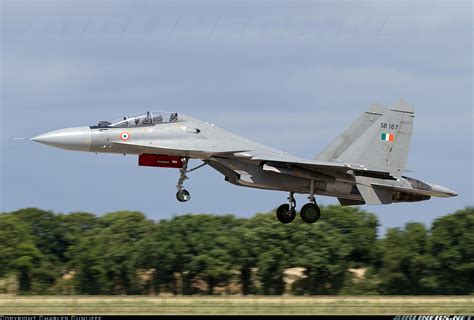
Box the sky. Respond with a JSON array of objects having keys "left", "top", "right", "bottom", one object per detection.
[{"left": 1, "top": 0, "right": 472, "bottom": 235}]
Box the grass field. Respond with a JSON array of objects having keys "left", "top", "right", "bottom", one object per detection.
[{"left": 0, "top": 296, "right": 473, "bottom": 315}]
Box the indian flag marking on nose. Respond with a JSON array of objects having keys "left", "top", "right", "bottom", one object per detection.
[
  {"left": 120, "top": 132, "right": 130, "bottom": 141},
  {"left": 381, "top": 133, "right": 394, "bottom": 142}
]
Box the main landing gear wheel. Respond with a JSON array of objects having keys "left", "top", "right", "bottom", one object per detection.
[
  {"left": 176, "top": 189, "right": 191, "bottom": 202},
  {"left": 276, "top": 204, "right": 296, "bottom": 224},
  {"left": 300, "top": 203, "right": 321, "bottom": 224},
  {"left": 276, "top": 192, "right": 297, "bottom": 224}
]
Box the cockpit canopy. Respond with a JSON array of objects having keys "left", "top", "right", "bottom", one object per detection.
[{"left": 96, "top": 111, "right": 180, "bottom": 128}]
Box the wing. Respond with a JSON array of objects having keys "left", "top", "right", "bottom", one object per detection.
[{"left": 238, "top": 153, "right": 396, "bottom": 183}]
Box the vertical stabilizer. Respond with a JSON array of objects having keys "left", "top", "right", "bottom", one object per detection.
[{"left": 335, "top": 100, "right": 415, "bottom": 175}]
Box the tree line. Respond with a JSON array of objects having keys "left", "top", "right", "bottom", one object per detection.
[{"left": 0, "top": 206, "right": 472, "bottom": 295}]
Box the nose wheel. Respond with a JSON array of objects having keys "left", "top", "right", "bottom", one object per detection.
[{"left": 176, "top": 189, "right": 191, "bottom": 202}]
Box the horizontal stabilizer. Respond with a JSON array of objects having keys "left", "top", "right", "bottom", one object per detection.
[{"left": 371, "top": 182, "right": 456, "bottom": 198}]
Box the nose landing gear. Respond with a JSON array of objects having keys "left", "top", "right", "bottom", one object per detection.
[
  {"left": 175, "top": 158, "right": 207, "bottom": 203},
  {"left": 176, "top": 158, "right": 191, "bottom": 202}
]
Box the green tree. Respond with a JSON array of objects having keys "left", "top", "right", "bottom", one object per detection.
[
  {"left": 60, "top": 212, "right": 99, "bottom": 249},
  {"left": 13, "top": 244, "right": 42, "bottom": 293},
  {"left": 427, "top": 207, "right": 474, "bottom": 294},
  {"left": 66, "top": 234, "right": 107, "bottom": 294},
  {"left": 10, "top": 208, "right": 67, "bottom": 263},
  {"left": 249, "top": 212, "right": 294, "bottom": 295},
  {"left": 378, "top": 222, "right": 431, "bottom": 294},
  {"left": 339, "top": 267, "right": 380, "bottom": 295},
  {"left": 321, "top": 205, "right": 379, "bottom": 266},
  {"left": 134, "top": 219, "right": 184, "bottom": 294},
  {"left": 228, "top": 218, "right": 259, "bottom": 295},
  {"left": 291, "top": 220, "right": 351, "bottom": 295},
  {"left": 189, "top": 248, "right": 233, "bottom": 294},
  {"left": 147, "top": 214, "right": 240, "bottom": 295},
  {"left": 68, "top": 211, "right": 154, "bottom": 294},
  {"left": 0, "top": 211, "right": 57, "bottom": 293},
  {"left": 0, "top": 213, "right": 33, "bottom": 277}
]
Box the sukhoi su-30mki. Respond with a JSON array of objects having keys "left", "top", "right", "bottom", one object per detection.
[{"left": 30, "top": 101, "right": 457, "bottom": 224}]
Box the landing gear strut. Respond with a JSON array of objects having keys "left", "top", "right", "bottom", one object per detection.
[
  {"left": 175, "top": 158, "right": 207, "bottom": 202},
  {"left": 276, "top": 192, "right": 296, "bottom": 224},
  {"left": 176, "top": 158, "right": 191, "bottom": 202},
  {"left": 300, "top": 180, "right": 321, "bottom": 224}
]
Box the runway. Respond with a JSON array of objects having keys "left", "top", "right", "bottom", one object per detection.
[{"left": 1, "top": 295, "right": 472, "bottom": 315}]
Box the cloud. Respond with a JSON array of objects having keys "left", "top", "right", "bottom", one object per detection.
[{"left": 4, "top": 59, "right": 90, "bottom": 96}]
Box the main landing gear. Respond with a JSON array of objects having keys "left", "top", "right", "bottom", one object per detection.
[
  {"left": 276, "top": 181, "right": 321, "bottom": 224},
  {"left": 276, "top": 192, "right": 297, "bottom": 224},
  {"left": 276, "top": 196, "right": 321, "bottom": 224},
  {"left": 176, "top": 158, "right": 206, "bottom": 202}
]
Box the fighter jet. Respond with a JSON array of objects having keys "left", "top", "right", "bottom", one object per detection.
[{"left": 30, "top": 101, "right": 457, "bottom": 224}]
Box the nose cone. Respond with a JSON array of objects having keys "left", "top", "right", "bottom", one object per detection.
[
  {"left": 32, "top": 127, "right": 92, "bottom": 152},
  {"left": 445, "top": 189, "right": 458, "bottom": 197},
  {"left": 430, "top": 184, "right": 459, "bottom": 197}
]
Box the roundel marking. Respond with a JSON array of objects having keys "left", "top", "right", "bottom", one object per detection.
[{"left": 120, "top": 132, "right": 130, "bottom": 141}]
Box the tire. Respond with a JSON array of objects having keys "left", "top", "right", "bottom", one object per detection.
[
  {"left": 300, "top": 203, "right": 321, "bottom": 224},
  {"left": 176, "top": 189, "right": 191, "bottom": 202},
  {"left": 276, "top": 204, "right": 296, "bottom": 224}
]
